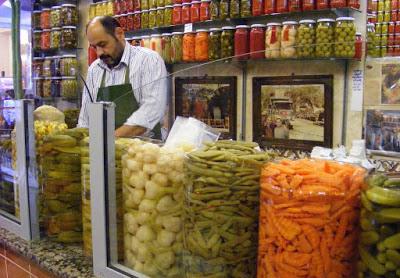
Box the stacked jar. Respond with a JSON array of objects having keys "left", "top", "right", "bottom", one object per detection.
[
  {"left": 195, "top": 29, "right": 209, "bottom": 61},
  {"left": 171, "top": 32, "right": 183, "bottom": 62},
  {"left": 221, "top": 26, "right": 235, "bottom": 58},
  {"left": 183, "top": 31, "right": 196, "bottom": 62},
  {"left": 367, "top": 23, "right": 380, "bottom": 57},
  {"left": 281, "top": 21, "right": 297, "bottom": 58},
  {"left": 150, "top": 34, "right": 163, "bottom": 55},
  {"left": 265, "top": 22, "right": 282, "bottom": 59},
  {"left": 297, "top": 19, "right": 316, "bottom": 58},
  {"left": 234, "top": 25, "right": 250, "bottom": 60},
  {"left": 209, "top": 28, "right": 222, "bottom": 60},
  {"left": 335, "top": 17, "right": 356, "bottom": 58},
  {"left": 250, "top": 24, "right": 265, "bottom": 59},
  {"left": 316, "top": 18, "right": 335, "bottom": 58},
  {"left": 161, "top": 33, "right": 172, "bottom": 63}
]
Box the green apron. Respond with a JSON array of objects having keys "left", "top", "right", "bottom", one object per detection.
[{"left": 96, "top": 66, "right": 161, "bottom": 139}]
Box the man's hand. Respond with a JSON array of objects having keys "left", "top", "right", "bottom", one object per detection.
[{"left": 115, "top": 125, "right": 146, "bottom": 137}]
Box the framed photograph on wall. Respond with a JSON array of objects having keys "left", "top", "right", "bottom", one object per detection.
[
  {"left": 253, "top": 75, "right": 333, "bottom": 151},
  {"left": 381, "top": 64, "right": 400, "bottom": 104},
  {"left": 174, "top": 76, "right": 237, "bottom": 139}
]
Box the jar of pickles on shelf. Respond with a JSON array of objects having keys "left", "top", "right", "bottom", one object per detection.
[
  {"left": 171, "top": 32, "right": 183, "bottom": 62},
  {"left": 41, "top": 29, "right": 51, "bottom": 50},
  {"left": 276, "top": 0, "right": 288, "bottom": 13},
  {"left": 34, "top": 77, "right": 44, "bottom": 97},
  {"left": 150, "top": 34, "right": 162, "bottom": 55},
  {"left": 141, "top": 10, "right": 149, "bottom": 28},
  {"left": 141, "top": 0, "right": 149, "bottom": 10},
  {"left": 330, "top": 0, "right": 346, "bottom": 8},
  {"left": 61, "top": 4, "right": 78, "bottom": 26},
  {"left": 182, "top": 3, "right": 191, "bottom": 24},
  {"left": 50, "top": 6, "right": 61, "bottom": 28},
  {"left": 264, "top": 0, "right": 276, "bottom": 14},
  {"left": 288, "top": 0, "right": 301, "bottom": 11},
  {"left": 156, "top": 7, "right": 165, "bottom": 27},
  {"left": 106, "top": 0, "right": 114, "bottom": 15},
  {"left": 230, "top": 0, "right": 240, "bottom": 18},
  {"left": 61, "top": 26, "right": 77, "bottom": 49},
  {"left": 43, "top": 57, "right": 52, "bottom": 77},
  {"left": 302, "top": 0, "right": 315, "bottom": 11},
  {"left": 221, "top": 26, "right": 235, "bottom": 58},
  {"left": 210, "top": 0, "right": 219, "bottom": 19},
  {"left": 149, "top": 8, "right": 157, "bottom": 28},
  {"left": 265, "top": 22, "right": 282, "bottom": 59},
  {"left": 219, "top": 0, "right": 229, "bottom": 19},
  {"left": 141, "top": 35, "right": 151, "bottom": 48},
  {"left": 33, "top": 31, "right": 42, "bottom": 51},
  {"left": 281, "top": 21, "right": 297, "bottom": 58},
  {"left": 316, "top": 0, "right": 329, "bottom": 9},
  {"left": 61, "top": 77, "right": 78, "bottom": 99},
  {"left": 367, "top": 23, "right": 379, "bottom": 57},
  {"left": 316, "top": 18, "right": 335, "bottom": 58},
  {"left": 133, "top": 11, "right": 141, "bottom": 29},
  {"left": 51, "top": 56, "right": 61, "bottom": 77},
  {"left": 60, "top": 55, "right": 78, "bottom": 76},
  {"left": 33, "top": 58, "right": 44, "bottom": 77},
  {"left": 149, "top": 0, "right": 157, "bottom": 8},
  {"left": 183, "top": 31, "right": 196, "bottom": 62},
  {"left": 200, "top": 0, "right": 211, "bottom": 20},
  {"left": 43, "top": 78, "right": 52, "bottom": 97},
  {"left": 50, "top": 27, "right": 61, "bottom": 50},
  {"left": 41, "top": 8, "right": 51, "bottom": 29},
  {"left": 164, "top": 5, "right": 173, "bottom": 25},
  {"left": 195, "top": 29, "right": 209, "bottom": 61},
  {"left": 161, "top": 33, "right": 172, "bottom": 63},
  {"left": 297, "top": 19, "right": 316, "bottom": 58},
  {"left": 126, "top": 13, "right": 134, "bottom": 31},
  {"left": 173, "top": 4, "right": 182, "bottom": 25},
  {"left": 335, "top": 17, "right": 356, "bottom": 58},
  {"left": 250, "top": 24, "right": 265, "bottom": 59},
  {"left": 33, "top": 10, "right": 41, "bottom": 30},
  {"left": 234, "top": 25, "right": 249, "bottom": 60},
  {"left": 209, "top": 28, "right": 221, "bottom": 60}
]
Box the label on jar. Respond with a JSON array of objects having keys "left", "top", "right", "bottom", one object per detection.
[{"left": 184, "top": 23, "right": 193, "bottom": 32}]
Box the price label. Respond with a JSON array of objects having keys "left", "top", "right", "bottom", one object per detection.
[{"left": 184, "top": 23, "right": 193, "bottom": 33}]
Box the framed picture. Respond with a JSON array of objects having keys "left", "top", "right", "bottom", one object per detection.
[
  {"left": 381, "top": 64, "right": 400, "bottom": 105},
  {"left": 253, "top": 75, "right": 333, "bottom": 151},
  {"left": 365, "top": 109, "right": 400, "bottom": 156},
  {"left": 174, "top": 76, "right": 237, "bottom": 139}
]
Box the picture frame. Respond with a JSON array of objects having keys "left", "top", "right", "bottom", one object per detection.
[
  {"left": 253, "top": 75, "right": 333, "bottom": 151},
  {"left": 174, "top": 76, "right": 237, "bottom": 139},
  {"left": 381, "top": 63, "right": 400, "bottom": 105}
]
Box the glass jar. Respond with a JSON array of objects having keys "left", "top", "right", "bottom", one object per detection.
[
  {"left": 43, "top": 78, "right": 52, "bottom": 97},
  {"left": 173, "top": 4, "right": 182, "bottom": 25},
  {"left": 125, "top": 0, "right": 134, "bottom": 12},
  {"left": 51, "top": 56, "right": 61, "bottom": 77},
  {"left": 221, "top": 26, "right": 235, "bottom": 58},
  {"left": 347, "top": 0, "right": 360, "bottom": 9},
  {"left": 392, "top": 0, "right": 399, "bottom": 10},
  {"left": 119, "top": 14, "right": 128, "bottom": 31},
  {"left": 240, "top": 0, "right": 251, "bottom": 17},
  {"left": 367, "top": 23, "right": 379, "bottom": 57},
  {"left": 90, "top": 3, "right": 98, "bottom": 18},
  {"left": 148, "top": 8, "right": 157, "bottom": 28},
  {"left": 264, "top": 0, "right": 276, "bottom": 14},
  {"left": 50, "top": 6, "right": 61, "bottom": 28},
  {"left": 375, "top": 23, "right": 382, "bottom": 34},
  {"left": 141, "top": 0, "right": 149, "bottom": 10},
  {"left": 171, "top": 32, "right": 183, "bottom": 62},
  {"left": 61, "top": 26, "right": 77, "bottom": 49},
  {"left": 43, "top": 57, "right": 52, "bottom": 77},
  {"left": 50, "top": 27, "right": 61, "bottom": 49},
  {"left": 384, "top": 11, "right": 391, "bottom": 22},
  {"left": 141, "top": 10, "right": 149, "bottom": 28},
  {"left": 289, "top": 0, "right": 301, "bottom": 11},
  {"left": 183, "top": 31, "right": 196, "bottom": 62},
  {"left": 381, "top": 33, "right": 388, "bottom": 46},
  {"left": 41, "top": 8, "right": 51, "bottom": 29},
  {"left": 161, "top": 33, "right": 172, "bottom": 63},
  {"left": 316, "top": 18, "right": 335, "bottom": 58},
  {"left": 95, "top": 1, "right": 103, "bottom": 16},
  {"left": 61, "top": 4, "right": 78, "bottom": 26},
  {"left": 131, "top": 37, "right": 141, "bottom": 46},
  {"left": 377, "top": 11, "right": 384, "bottom": 23},
  {"left": 60, "top": 55, "right": 78, "bottom": 76},
  {"left": 302, "top": 0, "right": 315, "bottom": 10},
  {"left": 209, "top": 28, "right": 221, "bottom": 60},
  {"left": 316, "top": 0, "right": 329, "bottom": 9},
  {"left": 164, "top": 5, "right": 173, "bottom": 25},
  {"left": 381, "top": 45, "right": 387, "bottom": 56},
  {"left": 195, "top": 29, "right": 209, "bottom": 61},
  {"left": 281, "top": 21, "right": 297, "bottom": 58},
  {"left": 250, "top": 24, "right": 265, "bottom": 59},
  {"left": 107, "top": 0, "right": 114, "bottom": 15},
  {"left": 51, "top": 77, "right": 61, "bottom": 97},
  {"left": 265, "top": 22, "right": 282, "bottom": 59},
  {"left": 234, "top": 25, "right": 250, "bottom": 60},
  {"left": 133, "top": 12, "right": 141, "bottom": 29},
  {"left": 34, "top": 78, "right": 44, "bottom": 97},
  {"left": 191, "top": 1, "right": 200, "bottom": 22},
  {"left": 150, "top": 34, "right": 162, "bottom": 55},
  {"left": 219, "top": 0, "right": 229, "bottom": 19},
  {"left": 61, "top": 77, "right": 78, "bottom": 99},
  {"left": 335, "top": 17, "right": 356, "bottom": 58},
  {"left": 33, "top": 58, "right": 44, "bottom": 77},
  {"left": 157, "top": 0, "right": 165, "bottom": 7},
  {"left": 149, "top": 0, "right": 157, "bottom": 8},
  {"left": 276, "top": 0, "right": 288, "bottom": 13},
  {"left": 41, "top": 29, "right": 51, "bottom": 50},
  {"left": 391, "top": 10, "right": 398, "bottom": 22},
  {"left": 141, "top": 35, "right": 151, "bottom": 48},
  {"left": 354, "top": 32, "right": 362, "bottom": 59},
  {"left": 210, "top": 0, "right": 219, "bottom": 19},
  {"left": 330, "top": 0, "right": 346, "bottom": 8},
  {"left": 230, "top": 0, "right": 240, "bottom": 18},
  {"left": 182, "top": 3, "right": 191, "bottom": 24},
  {"left": 156, "top": 7, "right": 165, "bottom": 27},
  {"left": 297, "top": 19, "right": 316, "bottom": 58},
  {"left": 252, "top": 0, "right": 263, "bottom": 16},
  {"left": 33, "top": 31, "right": 42, "bottom": 51},
  {"left": 200, "top": 0, "right": 211, "bottom": 20},
  {"left": 33, "top": 11, "right": 41, "bottom": 30},
  {"left": 388, "top": 22, "right": 395, "bottom": 34},
  {"left": 126, "top": 13, "right": 134, "bottom": 30},
  {"left": 382, "top": 23, "right": 388, "bottom": 35}
]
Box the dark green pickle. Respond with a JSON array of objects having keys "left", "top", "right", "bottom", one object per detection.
[
  {"left": 220, "top": 0, "right": 229, "bottom": 19},
  {"left": 221, "top": 26, "right": 234, "bottom": 58},
  {"left": 240, "top": 0, "right": 251, "bottom": 17},
  {"left": 229, "top": 0, "right": 239, "bottom": 18},
  {"left": 210, "top": 0, "right": 219, "bottom": 20},
  {"left": 208, "top": 28, "right": 221, "bottom": 60}
]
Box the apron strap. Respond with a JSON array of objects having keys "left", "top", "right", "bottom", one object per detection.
[{"left": 99, "top": 64, "right": 130, "bottom": 88}]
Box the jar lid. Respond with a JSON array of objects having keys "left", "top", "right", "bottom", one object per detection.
[
  {"left": 197, "top": 29, "right": 208, "bottom": 32},
  {"left": 51, "top": 77, "right": 62, "bottom": 79},
  {"left": 42, "top": 8, "right": 50, "bottom": 11},
  {"left": 267, "top": 22, "right": 282, "bottom": 27},
  {"left": 236, "top": 25, "right": 250, "bottom": 28},
  {"left": 63, "top": 26, "right": 77, "bottom": 29},
  {"left": 141, "top": 9, "right": 149, "bottom": 12},
  {"left": 299, "top": 19, "right": 316, "bottom": 24},
  {"left": 51, "top": 27, "right": 61, "bottom": 30},
  {"left": 182, "top": 3, "right": 191, "bottom": 5},
  {"left": 127, "top": 12, "right": 135, "bottom": 15},
  {"left": 33, "top": 77, "right": 44, "bottom": 80},
  {"left": 33, "top": 30, "right": 43, "bottom": 33},
  {"left": 162, "top": 33, "right": 172, "bottom": 36},
  {"left": 356, "top": 32, "right": 362, "bottom": 35},
  {"left": 44, "top": 56, "right": 54, "bottom": 59},
  {"left": 114, "top": 14, "right": 122, "bottom": 18},
  {"left": 33, "top": 10, "right": 41, "bottom": 13},
  {"left": 33, "top": 57, "right": 44, "bottom": 60},
  {"left": 191, "top": 1, "right": 201, "bottom": 3},
  {"left": 151, "top": 34, "right": 161, "bottom": 37},
  {"left": 62, "top": 76, "right": 76, "bottom": 79},
  {"left": 250, "top": 24, "right": 265, "bottom": 28},
  {"left": 133, "top": 11, "right": 142, "bottom": 14},
  {"left": 171, "top": 31, "right": 183, "bottom": 35},
  {"left": 62, "top": 54, "right": 77, "bottom": 58},
  {"left": 61, "top": 4, "right": 77, "bottom": 7},
  {"left": 222, "top": 26, "right": 235, "bottom": 30},
  {"left": 121, "top": 13, "right": 128, "bottom": 16},
  {"left": 184, "top": 30, "right": 196, "bottom": 33},
  {"left": 157, "top": 7, "right": 165, "bottom": 9},
  {"left": 317, "top": 18, "right": 335, "bottom": 23},
  {"left": 201, "top": 0, "right": 211, "bottom": 2},
  {"left": 336, "top": 17, "right": 355, "bottom": 21},
  {"left": 52, "top": 6, "right": 62, "bottom": 9},
  {"left": 209, "top": 28, "right": 221, "bottom": 31},
  {"left": 282, "top": 21, "right": 298, "bottom": 25},
  {"left": 149, "top": 8, "right": 157, "bottom": 11},
  {"left": 141, "top": 35, "right": 150, "bottom": 38},
  {"left": 165, "top": 5, "right": 173, "bottom": 8},
  {"left": 43, "top": 29, "right": 51, "bottom": 31},
  {"left": 172, "top": 4, "right": 182, "bottom": 6}
]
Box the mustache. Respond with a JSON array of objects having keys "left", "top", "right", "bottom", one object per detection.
[{"left": 100, "top": 54, "right": 112, "bottom": 60}]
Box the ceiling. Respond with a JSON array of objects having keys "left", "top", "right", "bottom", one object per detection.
[{"left": 0, "top": 0, "right": 31, "bottom": 29}]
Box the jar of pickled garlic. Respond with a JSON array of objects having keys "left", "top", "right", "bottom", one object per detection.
[
  {"left": 288, "top": 0, "right": 301, "bottom": 11},
  {"left": 264, "top": 0, "right": 276, "bottom": 14},
  {"left": 195, "top": 29, "right": 209, "bottom": 61},
  {"left": 161, "top": 33, "right": 172, "bottom": 63},
  {"left": 234, "top": 25, "right": 250, "bottom": 60},
  {"left": 141, "top": 35, "right": 151, "bottom": 48},
  {"left": 221, "top": 26, "right": 235, "bottom": 58},
  {"left": 191, "top": 1, "right": 201, "bottom": 22},
  {"left": 173, "top": 4, "right": 182, "bottom": 25},
  {"left": 182, "top": 3, "right": 191, "bottom": 24},
  {"left": 297, "top": 19, "right": 316, "bottom": 58},
  {"left": 200, "top": 0, "right": 211, "bottom": 21},
  {"left": 335, "top": 17, "right": 356, "bottom": 58},
  {"left": 276, "top": 0, "right": 288, "bottom": 13},
  {"left": 250, "top": 24, "right": 265, "bottom": 59},
  {"left": 302, "top": 0, "right": 315, "bottom": 11},
  {"left": 171, "top": 32, "right": 183, "bottom": 62},
  {"left": 265, "top": 22, "right": 282, "bottom": 59},
  {"left": 316, "top": 18, "right": 335, "bottom": 58},
  {"left": 156, "top": 7, "right": 165, "bottom": 27},
  {"left": 141, "top": 10, "right": 149, "bottom": 28},
  {"left": 281, "top": 21, "right": 297, "bottom": 58},
  {"left": 209, "top": 28, "right": 221, "bottom": 60},
  {"left": 150, "top": 34, "right": 162, "bottom": 55},
  {"left": 164, "top": 5, "right": 173, "bottom": 25},
  {"left": 183, "top": 31, "right": 196, "bottom": 62}
]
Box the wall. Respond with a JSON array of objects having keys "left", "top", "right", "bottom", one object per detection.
[{"left": 0, "top": 30, "right": 12, "bottom": 77}]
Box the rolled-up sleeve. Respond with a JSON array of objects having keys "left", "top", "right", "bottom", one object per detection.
[
  {"left": 125, "top": 52, "right": 167, "bottom": 130},
  {"left": 77, "top": 65, "right": 95, "bottom": 128}
]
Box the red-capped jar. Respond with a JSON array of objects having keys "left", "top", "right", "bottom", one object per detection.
[
  {"left": 396, "top": 22, "right": 400, "bottom": 33},
  {"left": 288, "top": 0, "right": 301, "bottom": 11},
  {"left": 264, "top": 0, "right": 276, "bottom": 14},
  {"left": 253, "top": 0, "right": 264, "bottom": 15},
  {"left": 389, "top": 22, "right": 396, "bottom": 34},
  {"left": 330, "top": 0, "right": 346, "bottom": 8},
  {"left": 200, "top": 0, "right": 211, "bottom": 21},
  {"left": 126, "top": 13, "right": 134, "bottom": 30},
  {"left": 134, "top": 11, "right": 141, "bottom": 29},
  {"left": 191, "top": 1, "right": 201, "bottom": 22},
  {"left": 392, "top": 11, "right": 398, "bottom": 22},
  {"left": 250, "top": 24, "right": 265, "bottom": 59},
  {"left": 316, "top": 0, "right": 329, "bottom": 9},
  {"left": 120, "top": 14, "right": 128, "bottom": 31},
  {"left": 354, "top": 32, "right": 362, "bottom": 59},
  {"left": 388, "top": 46, "right": 395, "bottom": 56},
  {"left": 392, "top": 0, "right": 399, "bottom": 10},
  {"left": 276, "top": 0, "right": 288, "bottom": 12},
  {"left": 347, "top": 0, "right": 360, "bottom": 9},
  {"left": 182, "top": 3, "right": 191, "bottom": 23},
  {"left": 302, "top": 0, "right": 315, "bottom": 11},
  {"left": 41, "top": 29, "right": 51, "bottom": 50},
  {"left": 126, "top": 0, "right": 134, "bottom": 12},
  {"left": 389, "top": 33, "right": 396, "bottom": 46},
  {"left": 234, "top": 25, "right": 250, "bottom": 59},
  {"left": 173, "top": 4, "right": 182, "bottom": 24},
  {"left": 395, "top": 45, "right": 400, "bottom": 56}
]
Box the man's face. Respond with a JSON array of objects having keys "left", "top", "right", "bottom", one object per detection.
[
  {"left": 87, "top": 21, "right": 125, "bottom": 68},
  {"left": 276, "top": 119, "right": 282, "bottom": 127}
]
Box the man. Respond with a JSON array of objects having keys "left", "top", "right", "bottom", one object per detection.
[
  {"left": 274, "top": 118, "right": 289, "bottom": 139},
  {"left": 78, "top": 16, "right": 167, "bottom": 138}
]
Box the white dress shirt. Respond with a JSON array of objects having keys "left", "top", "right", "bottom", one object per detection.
[{"left": 78, "top": 43, "right": 168, "bottom": 130}]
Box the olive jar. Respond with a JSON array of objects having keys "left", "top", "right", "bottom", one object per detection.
[
  {"left": 209, "top": 28, "right": 221, "bottom": 60},
  {"left": 50, "top": 6, "right": 61, "bottom": 28},
  {"left": 316, "top": 18, "right": 335, "bottom": 58},
  {"left": 61, "top": 77, "right": 78, "bottom": 99},
  {"left": 61, "top": 26, "right": 78, "bottom": 49},
  {"left": 60, "top": 55, "right": 78, "bottom": 76},
  {"left": 221, "top": 26, "right": 235, "bottom": 58},
  {"left": 297, "top": 19, "right": 316, "bottom": 58},
  {"left": 334, "top": 17, "right": 356, "bottom": 58},
  {"left": 61, "top": 4, "right": 78, "bottom": 26}
]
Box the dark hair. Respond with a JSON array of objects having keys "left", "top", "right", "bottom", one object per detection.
[{"left": 86, "top": 16, "right": 121, "bottom": 38}]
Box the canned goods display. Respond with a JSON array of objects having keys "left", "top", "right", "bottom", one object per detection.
[
  {"left": 382, "top": 22, "right": 389, "bottom": 34},
  {"left": 389, "top": 21, "right": 396, "bottom": 33}
]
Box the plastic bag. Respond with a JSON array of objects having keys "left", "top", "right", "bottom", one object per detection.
[{"left": 33, "top": 105, "right": 65, "bottom": 123}]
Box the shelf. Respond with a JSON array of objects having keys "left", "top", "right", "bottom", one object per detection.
[
  {"left": 125, "top": 7, "right": 361, "bottom": 37},
  {"left": 41, "top": 97, "right": 79, "bottom": 102}
]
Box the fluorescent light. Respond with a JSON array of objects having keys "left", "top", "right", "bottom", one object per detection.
[{"left": 2, "top": 0, "right": 11, "bottom": 8}]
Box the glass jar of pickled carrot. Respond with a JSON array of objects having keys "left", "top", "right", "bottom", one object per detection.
[
  {"left": 252, "top": 0, "right": 264, "bottom": 16},
  {"left": 347, "top": 0, "right": 360, "bottom": 9},
  {"left": 316, "top": 0, "right": 329, "bottom": 9},
  {"left": 195, "top": 29, "right": 209, "bottom": 61},
  {"left": 288, "top": 0, "right": 301, "bottom": 11},
  {"left": 264, "top": 0, "right": 276, "bottom": 14},
  {"left": 183, "top": 31, "right": 196, "bottom": 62},
  {"left": 182, "top": 3, "right": 191, "bottom": 24},
  {"left": 191, "top": 1, "right": 201, "bottom": 22},
  {"left": 200, "top": 0, "right": 211, "bottom": 21},
  {"left": 172, "top": 4, "right": 182, "bottom": 25},
  {"left": 41, "top": 29, "right": 51, "bottom": 50},
  {"left": 276, "top": 0, "right": 288, "bottom": 13},
  {"left": 302, "top": 0, "right": 315, "bottom": 11},
  {"left": 41, "top": 8, "right": 51, "bottom": 29}
]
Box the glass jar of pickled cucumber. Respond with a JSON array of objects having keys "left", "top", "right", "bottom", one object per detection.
[
  {"left": 367, "top": 23, "right": 379, "bottom": 57},
  {"left": 34, "top": 77, "right": 44, "bottom": 97},
  {"left": 281, "top": 21, "right": 297, "bottom": 58},
  {"left": 60, "top": 55, "right": 78, "bottom": 76},
  {"left": 164, "top": 5, "right": 173, "bottom": 25},
  {"left": 157, "top": 0, "right": 164, "bottom": 7},
  {"left": 297, "top": 19, "right": 316, "bottom": 58},
  {"left": 220, "top": 0, "right": 229, "bottom": 19},
  {"left": 33, "top": 58, "right": 44, "bottom": 77},
  {"left": 171, "top": 32, "right": 183, "bottom": 62},
  {"left": 33, "top": 30, "right": 42, "bottom": 51},
  {"left": 209, "top": 28, "right": 221, "bottom": 60},
  {"left": 156, "top": 7, "right": 165, "bottom": 27},
  {"left": 43, "top": 78, "right": 52, "bottom": 97},
  {"left": 61, "top": 26, "right": 77, "bottom": 49},
  {"left": 149, "top": 0, "right": 157, "bottom": 8},
  {"left": 183, "top": 31, "right": 196, "bottom": 62},
  {"left": 161, "top": 33, "right": 172, "bottom": 63},
  {"left": 141, "top": 0, "right": 149, "bottom": 10},
  {"left": 316, "top": 18, "right": 335, "bottom": 58},
  {"left": 382, "top": 23, "right": 388, "bottom": 35},
  {"left": 61, "top": 4, "right": 78, "bottom": 26},
  {"left": 221, "top": 26, "right": 235, "bottom": 58},
  {"left": 230, "top": 0, "right": 240, "bottom": 18},
  {"left": 141, "top": 35, "right": 151, "bottom": 48},
  {"left": 241, "top": 0, "right": 251, "bottom": 17},
  {"left": 195, "top": 29, "right": 209, "bottom": 61},
  {"left": 51, "top": 77, "right": 61, "bottom": 97},
  {"left": 41, "top": 29, "right": 51, "bottom": 50},
  {"left": 50, "top": 27, "right": 61, "bottom": 49},
  {"left": 148, "top": 8, "right": 157, "bottom": 28},
  {"left": 141, "top": 10, "right": 149, "bottom": 28},
  {"left": 41, "top": 8, "right": 51, "bottom": 29},
  {"left": 50, "top": 6, "right": 61, "bottom": 28},
  {"left": 43, "top": 57, "right": 52, "bottom": 77},
  {"left": 33, "top": 11, "right": 41, "bottom": 30},
  {"left": 61, "top": 77, "right": 78, "bottom": 99},
  {"left": 265, "top": 23, "right": 282, "bottom": 59},
  {"left": 334, "top": 17, "right": 356, "bottom": 58},
  {"left": 210, "top": 0, "right": 219, "bottom": 19}
]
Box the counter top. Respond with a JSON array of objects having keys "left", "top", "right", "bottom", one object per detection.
[{"left": 0, "top": 228, "right": 95, "bottom": 278}]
